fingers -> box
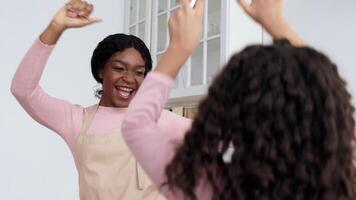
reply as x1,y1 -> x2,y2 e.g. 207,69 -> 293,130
80,3 -> 93,18
180,0 -> 190,10
68,16 -> 102,28
181,0 -> 205,12
237,0 -> 252,15
64,1 -> 101,28
85,4 -> 94,16
168,0 -> 204,53
66,0 -> 93,18
84,17 -> 102,26
190,0 -> 197,8
194,0 -> 205,16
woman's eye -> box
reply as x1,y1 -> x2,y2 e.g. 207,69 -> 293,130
114,67 -> 125,72
136,71 -> 145,76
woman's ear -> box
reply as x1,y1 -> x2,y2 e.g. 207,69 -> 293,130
99,71 -> 104,79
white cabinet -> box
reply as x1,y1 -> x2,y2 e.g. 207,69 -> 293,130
126,0 -> 152,47
125,0 -> 263,107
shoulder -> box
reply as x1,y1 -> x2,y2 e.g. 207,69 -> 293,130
158,110 -> 192,138
160,109 -> 190,123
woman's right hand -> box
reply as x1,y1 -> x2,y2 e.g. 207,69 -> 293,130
40,0 -> 101,45
154,0 -> 205,79
237,0 -> 304,46
167,0 -> 205,56
237,0 -> 284,33
51,0 -> 101,32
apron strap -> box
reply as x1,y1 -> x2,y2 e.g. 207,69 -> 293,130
79,104 -> 99,136
136,160 -> 146,190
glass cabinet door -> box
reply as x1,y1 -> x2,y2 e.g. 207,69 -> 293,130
126,0 -> 223,93
188,0 -> 221,86
207,38 -> 221,84
129,0 -> 137,26
170,0 -> 180,8
124,0 -> 263,105
153,0 -> 222,88
139,0 -> 146,21
156,13 -> 168,52
127,0 -> 150,45
158,0 -> 167,13
207,0 -> 221,37
190,43 -> 204,86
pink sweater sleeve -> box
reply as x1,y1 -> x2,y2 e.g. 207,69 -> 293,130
122,72 -> 196,199
11,38 -> 83,144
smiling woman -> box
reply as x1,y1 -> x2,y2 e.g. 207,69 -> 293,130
10,1 -> 191,199
91,33 -> 151,107
100,48 -> 146,107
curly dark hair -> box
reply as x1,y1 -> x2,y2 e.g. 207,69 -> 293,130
91,33 -> 152,97
165,40 -> 356,200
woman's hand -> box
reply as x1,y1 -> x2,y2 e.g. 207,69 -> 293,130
237,0 -> 284,29
40,0 -> 101,45
155,0 -> 205,79
168,0 -> 205,55
237,0 -> 304,46
52,0 -> 101,32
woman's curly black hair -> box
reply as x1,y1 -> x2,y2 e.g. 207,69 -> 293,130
165,40 -> 356,200
91,33 -> 152,97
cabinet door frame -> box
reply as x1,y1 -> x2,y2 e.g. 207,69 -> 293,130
171,0 -> 227,106
124,0 -> 227,107
124,0 -> 153,48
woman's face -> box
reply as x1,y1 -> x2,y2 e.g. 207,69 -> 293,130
99,47 -> 146,107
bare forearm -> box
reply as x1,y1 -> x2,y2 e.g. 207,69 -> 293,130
264,19 -> 304,46
154,46 -> 191,79
39,21 -> 66,45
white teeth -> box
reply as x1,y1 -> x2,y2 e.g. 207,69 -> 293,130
116,86 -> 132,99
117,86 -> 134,92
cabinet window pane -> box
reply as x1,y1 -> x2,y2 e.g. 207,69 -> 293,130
170,0 -> 179,8
208,0 -> 221,37
158,0 -> 167,13
207,38 -> 220,83
174,76 -> 179,88
129,26 -> 136,35
130,0 -> 137,25
157,14 -> 168,52
125,0 -> 223,91
138,22 -> 145,40
156,53 -> 163,66
191,43 -> 204,86
139,0 -> 146,20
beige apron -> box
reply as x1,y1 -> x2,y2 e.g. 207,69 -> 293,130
77,105 -> 166,200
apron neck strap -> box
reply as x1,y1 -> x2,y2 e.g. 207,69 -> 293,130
79,104 -> 99,136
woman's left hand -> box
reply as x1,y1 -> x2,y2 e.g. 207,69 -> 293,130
154,0 -> 205,79
168,0 -> 205,55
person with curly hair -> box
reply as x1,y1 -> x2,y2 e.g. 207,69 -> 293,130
122,0 -> 356,199
11,0 -> 191,199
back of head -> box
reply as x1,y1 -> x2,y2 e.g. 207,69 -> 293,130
165,40 -> 356,200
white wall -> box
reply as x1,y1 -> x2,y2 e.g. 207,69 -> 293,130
266,0 -> 356,105
287,0 -> 356,105
225,0 -> 263,60
227,0 -> 356,108
0,0 -> 125,199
